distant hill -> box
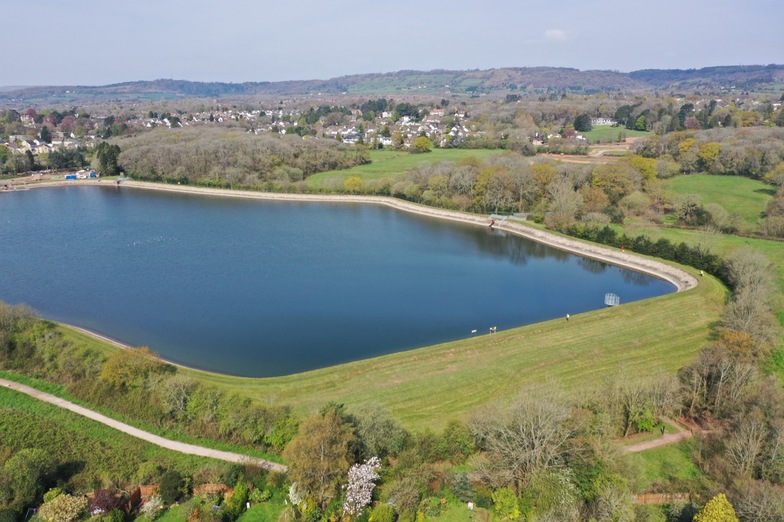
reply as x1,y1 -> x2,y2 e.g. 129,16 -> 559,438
628,64 -> 784,89
2,65 -> 782,105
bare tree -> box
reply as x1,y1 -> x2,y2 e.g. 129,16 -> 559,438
469,385 -> 575,492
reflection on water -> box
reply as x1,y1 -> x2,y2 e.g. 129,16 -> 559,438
0,187 -> 675,377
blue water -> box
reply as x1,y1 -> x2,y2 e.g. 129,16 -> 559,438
0,186 -> 674,376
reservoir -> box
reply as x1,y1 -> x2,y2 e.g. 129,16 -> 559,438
0,186 -> 675,377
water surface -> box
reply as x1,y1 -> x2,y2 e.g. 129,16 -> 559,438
0,186 -> 674,376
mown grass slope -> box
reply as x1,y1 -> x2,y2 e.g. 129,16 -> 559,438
162,266 -> 725,430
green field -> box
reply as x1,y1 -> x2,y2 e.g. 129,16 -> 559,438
669,174 -> 775,226
582,126 -> 650,143
0,369 -> 284,464
622,224 -> 784,299
631,440 -> 703,492
0,385 -> 219,489
306,149 -> 505,187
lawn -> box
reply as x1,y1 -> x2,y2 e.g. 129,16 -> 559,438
582,127 -> 650,143
630,440 -> 703,493
620,224 -> 784,379
621,224 -> 784,304
306,149 -> 505,187
669,174 -> 775,226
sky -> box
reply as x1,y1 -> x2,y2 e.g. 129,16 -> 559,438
3,0 -> 782,87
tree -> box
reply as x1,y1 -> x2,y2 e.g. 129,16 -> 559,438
343,457 -> 381,517
39,126 -> 52,144
698,142 -> 722,173
546,179 -> 583,230
469,385 -> 574,492
94,141 -> 121,176
591,163 -> 641,204
2,448 -> 57,509
283,410 -> 356,510
158,469 -> 185,504
100,347 -> 169,389
351,403 -> 408,459
694,493 -> 739,522
574,114 -> 593,132
492,487 -> 521,521
343,176 -> 362,193
411,136 -> 433,154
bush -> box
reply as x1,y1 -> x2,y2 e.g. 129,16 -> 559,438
0,509 -> 18,522
368,503 -> 397,522
38,494 -> 88,522
158,470 -> 185,504
43,487 -> 65,503
140,495 -> 163,521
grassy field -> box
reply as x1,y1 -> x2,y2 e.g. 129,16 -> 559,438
669,174 -> 775,226
622,224 -> 784,306
0,369 -> 284,464
631,440 -> 703,493
621,223 -> 784,380
0,385 -> 219,488
306,149 -> 505,187
582,127 -> 650,143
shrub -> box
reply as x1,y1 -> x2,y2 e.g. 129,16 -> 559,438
158,470 -> 185,504
368,503 -> 396,522
140,495 -> 163,521
0,509 -> 18,522
38,494 -> 88,522
43,487 -> 65,503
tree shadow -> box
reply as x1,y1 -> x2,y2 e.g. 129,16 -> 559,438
754,187 -> 776,196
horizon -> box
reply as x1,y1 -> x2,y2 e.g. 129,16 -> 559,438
4,0 -> 781,87
2,62 -> 781,91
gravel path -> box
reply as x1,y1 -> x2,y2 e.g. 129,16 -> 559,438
624,417 -> 693,453
0,378 -> 287,472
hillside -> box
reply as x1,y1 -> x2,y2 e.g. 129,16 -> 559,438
3,64 -> 783,105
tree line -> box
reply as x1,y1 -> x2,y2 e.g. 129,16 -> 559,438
116,127 -> 370,187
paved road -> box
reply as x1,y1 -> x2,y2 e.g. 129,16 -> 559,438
0,378 -> 287,473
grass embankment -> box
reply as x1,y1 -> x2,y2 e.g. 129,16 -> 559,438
160,268 -> 725,430
669,174 -> 775,226
0,369 -> 284,464
306,149 -> 504,187
0,385 -> 217,487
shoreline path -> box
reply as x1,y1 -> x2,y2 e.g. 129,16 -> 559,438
0,378 -> 288,472
120,180 -> 699,291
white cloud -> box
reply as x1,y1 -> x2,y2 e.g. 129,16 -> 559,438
544,29 -> 568,42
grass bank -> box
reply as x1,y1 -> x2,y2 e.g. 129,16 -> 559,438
0,384 -> 218,488
168,266 -> 724,430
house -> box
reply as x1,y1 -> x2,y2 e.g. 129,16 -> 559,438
591,118 -> 617,126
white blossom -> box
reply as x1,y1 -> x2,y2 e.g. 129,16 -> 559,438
343,456 -> 382,516
288,482 -> 303,506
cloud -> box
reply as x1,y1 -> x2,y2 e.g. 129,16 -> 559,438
544,29 -> 568,43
